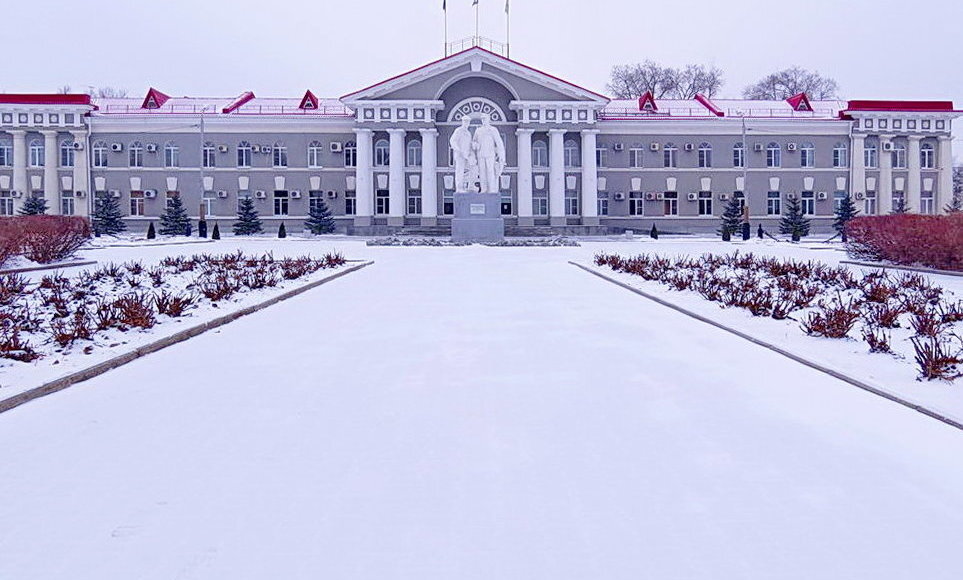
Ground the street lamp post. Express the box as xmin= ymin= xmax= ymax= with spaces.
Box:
xmin=740 ymin=113 xmax=752 ymax=240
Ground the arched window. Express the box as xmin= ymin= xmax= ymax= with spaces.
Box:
xmin=698 ymin=142 xmax=712 ymax=168
xmin=273 ymin=142 xmax=288 ymax=167
xmin=164 ymin=142 xmax=179 ymax=168
xmin=766 ymin=142 xmax=781 ymax=168
xmin=60 ymin=139 xmax=75 ymax=168
xmin=863 ymin=142 xmax=878 ymax=169
xmin=128 ymin=141 xmax=144 ymax=167
xmin=344 ymin=141 xmax=357 ymax=167
xmin=374 ymin=139 xmax=390 ymax=166
xmin=29 ymin=139 xmax=44 ymax=167
xmin=237 ymin=141 xmax=252 ymax=168
xmin=663 ymin=143 xmax=677 ymax=168
xmin=563 ymin=139 xmax=579 ymax=168
xmin=203 ymin=142 xmax=216 ymax=168
xmin=893 ymin=142 xmax=907 ymax=169
xmin=800 ymin=142 xmax=815 ymax=168
xmin=833 ymin=142 xmax=848 ymax=168
xmin=920 ymin=143 xmax=935 ymax=168
xmin=308 ymin=140 xmax=324 ymax=168
xmin=532 ymin=140 xmax=548 ymax=167
xmin=407 ymin=139 xmax=422 ymax=167
xmin=92 ymin=141 xmax=108 ymax=168
xmin=732 ymin=142 xmax=745 ymax=168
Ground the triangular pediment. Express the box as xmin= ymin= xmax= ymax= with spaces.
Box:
xmin=141 ymin=87 xmax=170 ymax=110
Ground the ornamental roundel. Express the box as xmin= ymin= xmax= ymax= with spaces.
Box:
xmin=448 ymin=97 xmax=505 ymax=123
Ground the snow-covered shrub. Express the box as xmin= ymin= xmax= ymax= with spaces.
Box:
xmin=153 ymin=290 xmax=196 ymax=317
xmin=800 ymin=296 xmax=862 ymax=338
xmin=16 ymin=216 xmax=91 ymax=264
xmin=911 ymin=335 xmax=962 ymax=381
xmin=846 ymin=214 xmax=963 ymax=272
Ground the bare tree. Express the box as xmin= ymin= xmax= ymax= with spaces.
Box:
xmin=674 ymin=64 xmax=724 ymax=99
xmin=56 ymin=85 xmax=72 ymax=94
xmin=608 ymin=61 xmax=724 ymax=99
xmin=85 ymin=86 xmax=130 ymax=98
xmin=742 ymin=66 xmax=839 ymax=100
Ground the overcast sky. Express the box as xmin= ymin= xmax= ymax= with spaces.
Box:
xmin=3 ymin=0 xmax=960 ymax=153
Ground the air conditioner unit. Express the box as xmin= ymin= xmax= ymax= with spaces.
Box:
xmin=11 ymin=190 xmax=22 ymax=198
xmin=613 ymin=143 xmax=624 ymax=151
xmin=687 ymin=192 xmax=698 ymax=201
xmin=144 ymin=189 xmax=157 ymax=198
xmin=75 ymin=190 xmax=86 ymax=198
xmin=718 ymin=192 xmax=730 ymax=200
xmin=111 ymin=143 xmax=123 ymax=152
xmin=290 ymin=190 xmax=301 ymax=199
xmin=109 ymin=189 xmax=121 ymax=198
xmin=261 ymin=146 xmax=272 ymax=154
xmin=217 ymin=190 xmax=229 ymax=198
xmin=684 ymin=143 xmax=694 ymax=151
xmin=882 ymin=142 xmax=894 ymax=152
xmin=787 ymin=143 xmax=798 ymax=151
xmin=753 ymin=143 xmax=764 ymax=152
xmin=855 ymin=192 xmax=865 ymax=200
xmin=254 ymin=190 xmax=266 ymax=199
xmin=656 ymin=193 xmax=665 ymax=201
xmin=251 ymin=145 xmax=261 ymax=153
xmin=72 ymin=142 xmax=84 ymax=150
xmin=613 ymin=192 xmax=626 ymax=201
xmin=218 ymin=145 xmax=229 ymax=153
xmin=330 ymin=142 xmax=344 ymax=153
xmin=817 ymin=191 xmax=828 ymax=200
xmin=650 ymin=142 xmax=660 ymax=151
xmin=645 ymin=192 xmax=656 ymax=201
xmin=145 ymin=143 xmax=157 ymax=153
xmin=326 ymin=190 xmax=338 ymax=199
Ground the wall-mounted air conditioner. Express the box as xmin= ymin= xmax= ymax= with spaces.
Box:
xmin=650 ymin=142 xmax=660 ymax=151
xmin=684 ymin=143 xmax=694 ymax=151
xmin=330 ymin=142 xmax=344 ymax=153
xmin=613 ymin=143 xmax=624 ymax=151
xmin=645 ymin=192 xmax=656 ymax=201
xmin=218 ymin=145 xmax=229 ymax=153
xmin=251 ymin=145 xmax=261 ymax=153
xmin=855 ymin=192 xmax=865 ymax=200
xmin=110 ymin=143 xmax=123 ymax=152
xmin=817 ymin=191 xmax=828 ymax=200
xmin=144 ymin=189 xmax=157 ymax=198
xmin=326 ymin=190 xmax=337 ymax=198
xmin=72 ymin=142 xmax=84 ymax=150
xmin=882 ymin=142 xmax=895 ymax=152
xmin=613 ymin=192 xmax=626 ymax=201
xmin=753 ymin=143 xmax=764 ymax=152
xmin=261 ymin=146 xmax=272 ymax=154
xmin=787 ymin=143 xmax=798 ymax=151
xmin=290 ymin=190 xmax=301 ymax=199
xmin=109 ymin=189 xmax=121 ymax=198
xmin=718 ymin=192 xmax=730 ymax=200
xmin=145 ymin=143 xmax=157 ymax=153
xmin=217 ymin=190 xmax=229 ymax=198
xmin=254 ymin=190 xmax=266 ymax=199
xmin=75 ymin=190 xmax=86 ymax=197
xmin=687 ymin=192 xmax=698 ymax=201
xmin=656 ymin=192 xmax=665 ymax=201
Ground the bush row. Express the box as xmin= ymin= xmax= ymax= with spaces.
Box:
xmin=0 ymin=216 xmax=92 ymax=268
xmin=845 ymin=214 xmax=963 ymax=272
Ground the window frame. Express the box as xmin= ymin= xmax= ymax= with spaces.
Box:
xmin=697 ymin=143 xmax=712 ymax=168
xmin=766 ymin=142 xmax=781 ymax=168
xmin=237 ymin=141 xmax=253 ymax=168
xmin=308 ymin=140 xmax=324 ymax=168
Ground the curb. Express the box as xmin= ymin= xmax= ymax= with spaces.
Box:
xmin=92 ymin=239 xmax=217 ymax=249
xmin=840 ymin=260 xmax=963 ymax=278
xmin=570 ymin=261 xmax=963 ymax=432
xmin=0 ymin=260 xmax=98 ymax=275
xmin=0 ymin=261 xmax=373 ymax=415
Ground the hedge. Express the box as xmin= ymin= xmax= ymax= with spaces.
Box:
xmin=845 ymin=214 xmax=963 ymax=272
xmin=0 ymin=216 xmax=92 ymax=268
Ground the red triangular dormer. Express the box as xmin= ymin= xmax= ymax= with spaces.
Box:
xmin=299 ymin=90 xmax=319 ymax=110
xmin=786 ymin=92 xmax=813 ymax=112
xmin=141 ymin=88 xmax=170 ymax=110
xmin=638 ymin=91 xmax=658 ymax=113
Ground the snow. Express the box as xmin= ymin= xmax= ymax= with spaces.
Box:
xmin=2 ymin=236 xmax=963 ymax=579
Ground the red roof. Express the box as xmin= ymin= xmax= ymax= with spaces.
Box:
xmin=694 ymin=94 xmax=724 ymax=117
xmin=222 ymin=91 xmax=256 ymax=113
xmin=0 ymin=94 xmax=92 ymax=105
xmin=637 ymin=91 xmax=658 ymax=112
xmin=786 ymin=93 xmax=813 ymax=112
xmin=845 ymin=100 xmax=957 ymax=112
xmin=299 ymin=90 xmax=319 ymax=110
xmin=141 ymin=88 xmax=171 ymax=110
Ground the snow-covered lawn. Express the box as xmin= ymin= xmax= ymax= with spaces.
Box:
xmin=2 ymin=236 xmax=963 ymax=579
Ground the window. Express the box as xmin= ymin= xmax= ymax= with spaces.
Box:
xmin=800 ymin=143 xmax=815 ymax=168
xmin=273 ymin=142 xmax=288 ymax=168
xmin=595 ymin=146 xmax=607 ymax=168
xmin=273 ymin=190 xmax=289 ymax=215
xmin=733 ymin=142 xmax=745 ymax=168
xmin=833 ymin=191 xmax=848 ymax=212
xmin=663 ymin=143 xmax=677 ymax=168
xmin=698 ymin=143 xmax=712 ymax=168
xmin=344 ymin=190 xmax=356 ymax=215
xmin=629 ymin=148 xmax=644 ymax=168
xmin=500 ymin=192 xmax=512 ymax=216
xmin=237 ymin=141 xmax=252 ymax=168
xmin=733 ymin=191 xmax=746 ymax=211
xmin=203 ymin=142 xmax=216 ymax=168
xmin=698 ymin=191 xmax=713 ymax=215
xmin=864 ymin=144 xmax=878 ymax=169
xmin=61 ymin=190 xmax=75 ymax=215
xmin=375 ymin=189 xmax=389 ymax=214
xmin=406 ymin=140 xmax=422 ymax=167
xmin=236 ymin=194 xmax=251 ymax=213
xmin=767 ymin=191 xmax=781 ymax=215
xmin=129 ymin=142 xmax=143 ymax=167
xmin=60 ymin=139 xmax=75 ymax=167
xmin=865 ymin=190 xmax=877 ymax=215
xmin=533 ymin=195 xmax=548 ymax=216
xmin=374 ymin=139 xmax=389 ymax=167
xmin=801 ymin=191 xmax=815 ymax=215
xmin=629 ymin=192 xmax=644 ymax=216
xmin=0 ymin=191 xmax=13 ymax=216
xmin=344 ymin=141 xmax=357 ymax=167
xmin=597 ymin=192 xmax=609 ymax=216
xmin=443 ymin=190 xmax=454 ymax=215
xmin=407 ymin=190 xmax=422 ymax=214
xmin=164 ymin=142 xmax=179 ymax=168
xmin=920 ymin=143 xmax=935 ymax=169
xmin=29 ymin=139 xmax=44 ymax=167
xmin=564 ymin=139 xmax=580 ymax=168
xmin=92 ymin=141 xmax=108 ymax=168
xmin=532 ymin=141 xmax=548 ymax=168
xmin=0 ymin=142 xmax=11 ymax=166
xmin=920 ymin=190 xmax=934 ymax=214
xmin=893 ymin=143 xmax=907 ymax=169
xmin=766 ymin=143 xmax=781 ymax=168
xmin=663 ymin=192 xmax=678 ymax=216
xmin=833 ymin=143 xmax=848 ymax=168
xmin=202 ymin=191 xmax=217 ymax=217
xmin=564 ymin=190 xmax=579 ymax=216
xmin=130 ymin=190 xmax=145 ymax=216
xmin=165 ymin=191 xmax=179 ymax=210
xmin=308 ymin=141 xmax=324 ymax=168
xmin=308 ymin=190 xmax=325 ymax=212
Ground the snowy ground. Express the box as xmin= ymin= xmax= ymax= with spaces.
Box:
xmin=2 ymin=236 xmax=963 ymax=579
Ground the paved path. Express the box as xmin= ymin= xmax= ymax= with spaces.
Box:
xmin=3 ymin=246 xmax=963 ymax=579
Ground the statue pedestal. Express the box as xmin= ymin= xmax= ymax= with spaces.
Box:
xmin=451 ymin=192 xmax=504 ymax=243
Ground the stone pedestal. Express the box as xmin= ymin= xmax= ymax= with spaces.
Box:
xmin=452 ymin=192 xmax=504 ymax=243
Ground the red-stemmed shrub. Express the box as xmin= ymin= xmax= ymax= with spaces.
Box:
xmin=5 ymin=216 xmax=92 ymax=264
xmin=911 ymin=335 xmax=962 ymax=381
xmin=846 ymin=214 xmax=963 ymax=272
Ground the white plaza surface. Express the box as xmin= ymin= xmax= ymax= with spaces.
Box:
xmin=3 ymin=238 xmax=963 ymax=579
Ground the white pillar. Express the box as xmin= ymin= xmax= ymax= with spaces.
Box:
xmin=580 ymin=129 xmax=599 ymax=225
xmin=548 ymin=128 xmax=566 ymax=226
xmin=938 ymin=135 xmax=953 ymax=214
xmin=387 ymin=128 xmax=406 ymax=226
xmin=878 ymin=135 xmax=893 ymax=215
xmin=907 ymin=136 xmax=922 ymax=215
xmin=419 ymin=128 xmax=438 ymax=225
xmin=11 ymin=130 xmax=27 ymax=211
xmin=42 ymin=131 xmax=59 ymax=210
xmin=353 ymin=128 xmax=373 ymax=226
xmin=71 ymin=130 xmax=90 ymax=216
xmin=515 ymin=128 xmax=533 ymax=226
xmin=850 ymin=134 xmax=866 ymax=212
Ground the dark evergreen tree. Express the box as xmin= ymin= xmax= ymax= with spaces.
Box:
xmin=718 ymin=197 xmax=743 ymax=240
xmin=146 ymin=222 xmax=156 ymax=240
xmin=891 ymin=197 xmax=910 ymax=214
xmin=649 ymin=224 xmax=658 ymax=239
xmin=233 ymin=197 xmax=263 ymax=236
xmin=278 ymin=222 xmax=287 ymax=238
xmin=91 ymin=195 xmax=127 ymax=236
xmin=779 ymin=195 xmax=811 ymax=242
xmin=18 ymin=194 xmax=48 ymax=215
xmin=159 ymin=195 xmax=191 ymax=236
xmin=211 ymin=222 xmax=221 ymax=240
xmin=832 ymin=195 xmax=860 ymax=242
xmin=304 ymin=198 xmax=337 ymax=234
xmin=757 ymin=223 xmax=764 ymax=239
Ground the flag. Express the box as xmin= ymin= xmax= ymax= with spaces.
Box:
xmin=505 ymin=0 xmax=509 ymax=14
xmin=442 ymin=0 xmax=446 ymax=9
xmin=472 ymin=0 xmax=479 ymax=5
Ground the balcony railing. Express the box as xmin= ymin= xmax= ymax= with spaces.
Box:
xmin=446 ymin=36 xmax=508 ymax=57
xmin=98 ymin=104 xmax=354 ymax=117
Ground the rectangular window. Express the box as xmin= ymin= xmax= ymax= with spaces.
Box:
xmin=920 ymin=190 xmax=934 ymax=214
xmin=629 ymin=192 xmax=644 ymax=216
xmin=767 ymin=191 xmax=781 ymax=215
xmin=597 ymin=193 xmax=609 ymax=216
xmin=273 ymin=190 xmax=289 ymax=216
xmin=833 ymin=191 xmax=847 ymax=212
xmin=698 ymin=191 xmax=713 ymax=215
xmin=375 ymin=189 xmax=389 ymax=215
xmin=237 ymin=147 xmax=252 ymax=168
xmin=443 ymin=191 xmax=454 ymax=215
xmin=60 ymin=191 xmax=75 ymax=215
xmin=236 ymin=195 xmax=251 ymax=213
xmin=0 ymin=192 xmax=14 ymax=215
xmin=0 ymin=145 xmax=12 ymax=167
xmin=595 ymin=147 xmax=607 ymax=168
xmin=61 ymin=146 xmax=75 ymax=168
xmin=733 ymin=191 xmax=746 ymax=211
xmin=500 ymin=193 xmax=512 ymax=216
xmin=129 ymin=148 xmax=143 ymax=168
xmin=833 ymin=147 xmax=848 ymax=168
xmin=93 ymin=147 xmax=108 ymax=168
xmin=309 ymin=190 xmax=325 ymax=212
xmin=30 ymin=145 xmax=44 ymax=167
xmin=663 ymin=148 xmax=677 ymax=168
xmin=767 ymin=147 xmax=781 ymax=168
xmin=629 ymin=148 xmax=644 ymax=168
xmin=564 ymin=191 xmax=579 ymax=216
xmin=165 ymin=146 xmax=179 ymax=168
xmin=800 ymin=148 xmax=815 ymax=168
xmin=663 ymin=192 xmax=678 ymax=216
xmin=344 ymin=147 xmax=357 ymax=168
xmin=344 ymin=190 xmax=356 ymax=215
xmin=733 ymin=146 xmax=745 ymax=168
xmin=698 ymin=149 xmax=712 ymax=168
xmin=533 ymin=196 xmax=548 ymax=216
xmin=864 ymin=147 xmax=878 ymax=169
xmin=201 ymin=191 xmax=217 ymax=217
xmin=203 ymin=148 xmax=216 ymax=168
xmin=407 ymin=190 xmax=422 ymax=215
xmin=130 ymin=191 xmax=145 ymax=216
xmin=801 ymin=191 xmax=815 ymax=215
xmin=273 ymin=146 xmax=288 ymax=168
xmin=921 ymin=148 xmax=935 ymax=169
xmin=864 ymin=191 xmax=877 ymax=215
xmin=165 ymin=191 xmax=179 ymax=210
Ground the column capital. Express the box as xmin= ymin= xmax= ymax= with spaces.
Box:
xmin=580 ymin=128 xmax=600 ymax=136
xmin=8 ymin=129 xmax=27 ymax=136
xmin=908 ymin=134 xmax=924 ymax=141
xmin=879 ymin=134 xmax=896 ymax=142
xmin=938 ymin=135 xmax=953 ymax=142
xmin=418 ymin=128 xmax=438 ymax=136
xmin=386 ymin=128 xmax=407 ymax=135
xmin=40 ymin=129 xmax=59 ymax=137
xmin=548 ymin=128 xmax=568 ymax=135
xmin=353 ymin=127 xmax=373 ymax=136
xmin=515 ymin=128 xmax=534 ymax=136
xmin=852 ymin=134 xmax=866 ymax=142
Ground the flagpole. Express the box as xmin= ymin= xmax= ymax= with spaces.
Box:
xmin=444 ymin=2 xmax=448 ymax=56
xmin=506 ymin=0 xmax=510 ymax=57
xmin=474 ymin=1 xmax=479 ymax=40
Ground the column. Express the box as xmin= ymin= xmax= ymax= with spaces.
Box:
xmin=938 ymin=136 xmax=953 ymax=214
xmin=907 ymin=135 xmax=922 ymax=215
xmin=548 ymin=128 xmax=566 ymax=226
xmin=878 ymin=135 xmax=893 ymax=214
xmin=418 ymin=128 xmax=438 ymax=225
xmin=387 ymin=128 xmax=406 ymax=226
xmin=42 ymin=131 xmax=58 ymax=208
xmin=515 ymin=128 xmax=534 ymax=226
xmin=850 ymin=134 xmax=866 ymax=211
xmin=353 ymin=128 xmax=373 ymax=226
xmin=71 ymin=130 xmax=91 ymax=216
xmin=11 ymin=130 xmax=27 ymax=212
xmin=580 ymin=129 xmax=599 ymax=225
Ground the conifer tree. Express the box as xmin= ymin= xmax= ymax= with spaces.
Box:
xmin=832 ymin=195 xmax=860 ymax=242
xmin=91 ymin=195 xmax=127 ymax=236
xmin=146 ymin=222 xmax=156 ymax=240
xmin=719 ymin=197 xmax=743 ymax=240
xmin=211 ymin=222 xmax=221 ymax=240
xmin=649 ymin=224 xmax=659 ymax=239
xmin=159 ymin=195 xmax=191 ymax=236
xmin=18 ymin=194 xmax=48 ymax=215
xmin=233 ymin=197 xmax=263 ymax=236
xmin=779 ymin=195 xmax=811 ymax=242
xmin=278 ymin=222 xmax=287 ymax=238
xmin=304 ymin=198 xmax=337 ymax=234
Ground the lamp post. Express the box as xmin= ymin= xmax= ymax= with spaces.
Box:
xmin=739 ymin=112 xmax=752 ymax=240
xmin=197 ymin=105 xmax=211 ymax=237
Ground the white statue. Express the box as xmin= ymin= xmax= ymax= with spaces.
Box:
xmin=449 ymin=116 xmax=475 ymax=193
xmin=472 ymin=115 xmax=506 ymax=193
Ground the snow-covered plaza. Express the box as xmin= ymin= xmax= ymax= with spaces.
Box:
xmin=3 ymin=237 xmax=963 ymax=579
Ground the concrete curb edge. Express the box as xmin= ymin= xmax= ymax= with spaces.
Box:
xmin=840 ymin=260 xmax=963 ymax=278
xmin=0 ymin=260 xmax=99 ymax=276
